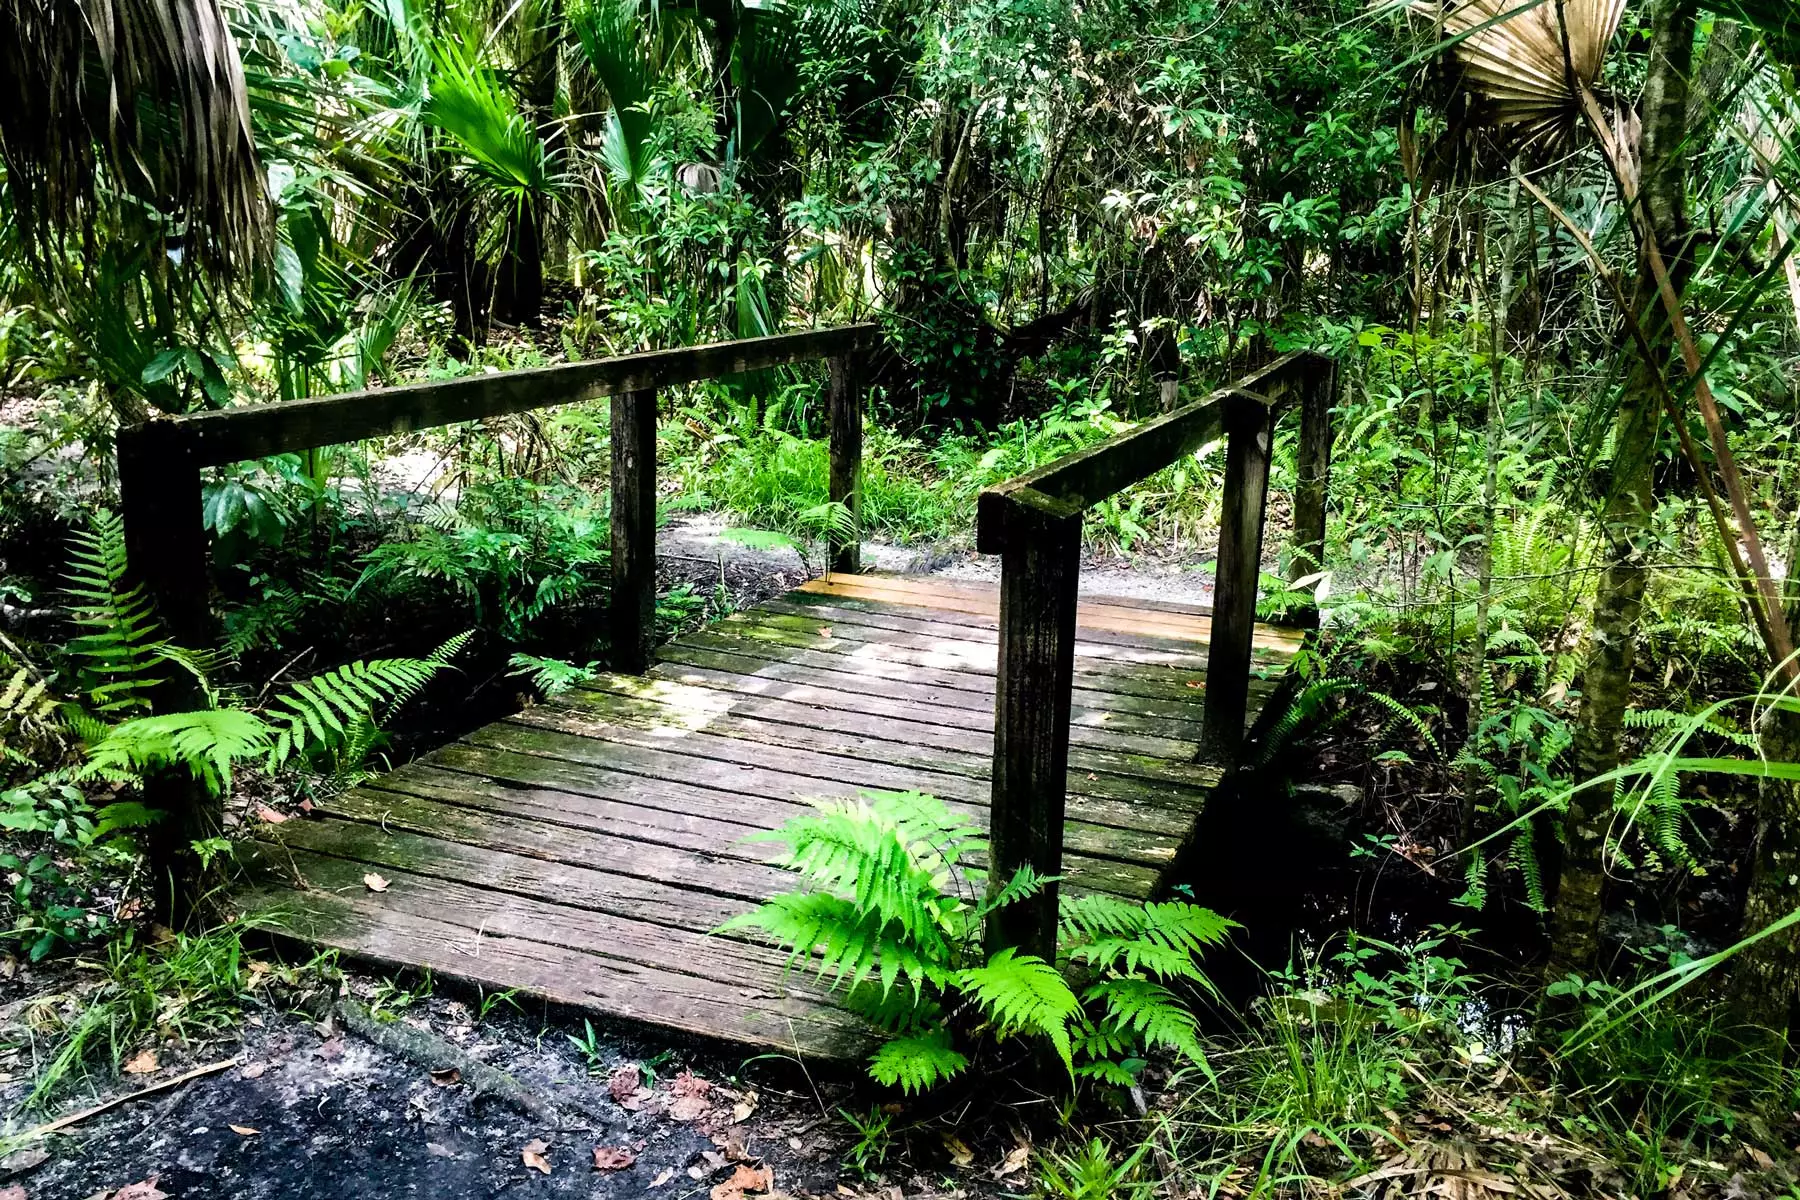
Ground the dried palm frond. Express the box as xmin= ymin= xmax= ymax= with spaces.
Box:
xmin=1412 ymin=0 xmax=1628 ymax=156
xmin=0 ymin=0 xmax=270 ymax=283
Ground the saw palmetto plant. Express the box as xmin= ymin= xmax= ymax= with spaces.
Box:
xmin=0 ymin=0 xmax=270 ymax=282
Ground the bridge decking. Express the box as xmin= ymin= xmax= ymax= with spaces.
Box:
xmin=233 ymin=571 xmax=1301 ymax=1062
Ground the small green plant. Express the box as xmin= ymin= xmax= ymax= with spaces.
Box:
xmin=719 ymin=789 xmax=1231 ymax=1094
xmin=25 ymin=923 xmax=260 ymax=1107
xmin=839 ymin=1105 xmax=893 ymax=1176
xmin=568 ymin=1018 xmax=607 ymax=1073
xmin=474 ymin=987 xmax=523 ymax=1022
xmin=508 ymin=653 xmax=600 ymax=697
xmin=370 ymin=969 xmax=434 ymax=1016
xmin=1036 ymin=1138 xmax=1153 ymax=1200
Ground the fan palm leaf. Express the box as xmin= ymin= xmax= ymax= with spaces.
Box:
xmin=0 ymin=0 xmax=270 ymax=281
xmin=1415 ymin=0 xmax=1628 ymax=154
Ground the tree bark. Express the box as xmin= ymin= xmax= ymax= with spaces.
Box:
xmin=1549 ymin=0 xmax=1696 ymax=976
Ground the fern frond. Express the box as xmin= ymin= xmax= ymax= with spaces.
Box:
xmin=867 ymin=1026 xmax=968 ymax=1094
xmin=63 ymin=513 xmax=167 ymax=714
xmin=959 ymin=948 xmax=1080 ymax=1074
xmin=80 ymin=709 xmax=273 ymax=794
xmin=1083 ymin=976 xmax=1208 ymax=1069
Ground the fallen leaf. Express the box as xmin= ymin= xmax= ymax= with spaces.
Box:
xmin=1747 ymin=1146 xmax=1777 ymax=1171
xmin=314 ymin=1037 xmax=344 ymax=1062
xmin=522 ymin=1139 xmax=552 ymax=1175
xmin=122 ymin=1049 xmax=159 ymax=1075
xmin=425 ymin=1143 xmax=458 ymax=1159
xmin=732 ymin=1090 xmax=758 ymax=1123
xmin=229 ymin=1125 xmax=260 ymax=1137
xmin=671 ymin=1070 xmax=711 ymax=1098
xmin=711 ymin=1162 xmax=774 ymax=1200
xmin=1186 ymin=680 xmax=1204 ymax=689
xmin=363 ymin=873 xmax=390 ymax=893
xmin=607 ymin=1064 xmax=641 ymax=1104
xmin=110 ymin=1183 xmax=170 ymax=1200
xmin=253 ymin=804 xmax=288 ymax=825
xmin=942 ymin=1132 xmax=974 ymax=1167
xmin=240 ymin=1063 xmax=267 ymax=1080
xmin=298 ymin=797 xmax=315 ymax=814
xmin=592 ymin=1146 xmax=636 ymax=1171
xmin=650 ymin=1167 xmax=677 ymax=1188
xmin=668 ymin=1095 xmax=710 ymax=1122
xmin=996 ymin=1144 xmax=1030 ymax=1178
xmin=818 ymin=626 xmax=833 ymax=638
xmin=429 ymin=1067 xmax=461 ymax=1088
xmin=0 ymin=1147 xmax=48 ymax=1175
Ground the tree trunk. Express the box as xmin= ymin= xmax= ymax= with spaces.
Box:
xmin=1549 ymin=0 xmax=1697 ymax=976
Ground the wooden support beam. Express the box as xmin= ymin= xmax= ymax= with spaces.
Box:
xmin=116 ymin=419 xmax=216 ymax=925
xmin=176 ymin=325 xmax=880 ymax=467
xmin=1287 ymin=358 xmax=1337 ymax=630
xmin=986 ymin=489 xmax=1083 ymax=962
xmin=610 ymin=389 xmax=658 ymax=674
xmin=1202 ymin=394 xmax=1274 ymax=764
xmin=827 ymin=355 xmax=863 ymax=575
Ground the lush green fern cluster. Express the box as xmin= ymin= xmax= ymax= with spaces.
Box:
xmin=721 ymin=789 xmax=1232 ymax=1095
xmin=355 ymin=479 xmax=610 ymax=640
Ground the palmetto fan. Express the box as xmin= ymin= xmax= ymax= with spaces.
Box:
xmin=1415 ymin=0 xmax=1629 ymax=156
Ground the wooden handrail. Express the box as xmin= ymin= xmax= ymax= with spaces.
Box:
xmin=977 ymin=350 xmax=1336 ymax=960
xmin=116 ymin=324 xmax=878 ymax=921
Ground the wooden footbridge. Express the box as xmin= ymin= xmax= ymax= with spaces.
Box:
xmin=118 ymin=326 xmax=1334 ymax=1062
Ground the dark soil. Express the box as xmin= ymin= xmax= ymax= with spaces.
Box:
xmin=4 ymin=968 xmax=1017 ymax=1200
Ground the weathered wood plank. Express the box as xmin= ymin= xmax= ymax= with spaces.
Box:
xmin=178 ymin=325 xmax=881 ymax=466
xmin=627 ymin=658 xmax=1205 ymax=751
xmin=987 ymin=495 xmax=1082 ymax=960
xmin=827 ymin=355 xmax=862 ymax=574
xmin=235 ymin=850 xmax=874 ymax=1059
xmin=525 ymin=686 xmax=1218 ymax=796
xmin=975 ymin=353 xmax=1313 ymax=553
xmin=1287 ymin=356 xmax=1337 ymax=630
xmin=801 ymin=570 xmax=1218 ymax=619
xmin=1203 ymin=394 xmax=1275 ymax=762
xmin=610 ymin=387 xmax=658 ymax=673
xmin=655 ymin=636 xmax=1278 ymax=723
xmin=457 ymin=720 xmax=1202 ymax=833
xmin=570 ymin=673 xmax=1203 ymax=778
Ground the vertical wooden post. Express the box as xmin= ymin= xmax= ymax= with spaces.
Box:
xmin=1287 ymin=357 xmax=1337 ymax=630
xmin=610 ymin=388 xmax=658 ymax=674
xmin=1202 ymin=394 xmax=1274 ymax=764
xmin=827 ymin=355 xmax=863 ymax=575
xmin=986 ymin=492 xmax=1082 ymax=962
xmin=117 ymin=419 xmax=214 ymax=925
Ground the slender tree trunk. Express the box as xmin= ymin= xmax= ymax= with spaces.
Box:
xmin=1549 ymin=0 xmax=1697 ymax=976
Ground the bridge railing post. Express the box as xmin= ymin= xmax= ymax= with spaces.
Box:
xmin=985 ymin=490 xmax=1082 ymax=962
xmin=610 ymin=387 xmax=658 ymax=673
xmin=1201 ymin=392 xmax=1274 ymax=764
xmin=1287 ymin=357 xmax=1337 ymax=631
xmin=827 ymin=355 xmax=863 ymax=574
xmin=117 ymin=419 xmax=216 ymax=925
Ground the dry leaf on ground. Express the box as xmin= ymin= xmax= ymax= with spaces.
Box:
xmin=362 ymin=873 xmax=390 ymax=893
xmin=995 ymin=1143 xmax=1030 ymax=1178
xmin=608 ymin=1064 xmax=641 ymax=1103
xmin=711 ymin=1162 xmax=774 ymax=1200
xmin=240 ymin=1062 xmax=267 ymax=1080
xmin=651 ymin=1167 xmax=677 ymax=1187
xmin=671 ymin=1070 xmax=711 ymax=1098
xmin=229 ymin=1125 xmax=260 ymax=1137
xmin=522 ymin=1139 xmax=552 ymax=1174
xmin=593 ymin=1145 xmax=636 ymax=1170
xmin=122 ymin=1048 xmax=159 ymax=1075
xmin=110 ymin=1186 xmax=171 ymax=1200
xmin=669 ymin=1095 xmax=710 ymax=1121
xmin=942 ymin=1132 xmax=974 ymax=1167
xmin=253 ymin=804 xmax=288 ymax=824
xmin=429 ymin=1067 xmax=461 ymax=1087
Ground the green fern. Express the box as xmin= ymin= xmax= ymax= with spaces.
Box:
xmin=721 ymin=789 xmax=1225 ymax=1095
xmin=62 ymin=513 xmax=167 ymax=714
xmin=959 ymin=948 xmax=1080 ymax=1074
xmin=265 ymin=633 xmax=470 ymax=771
xmin=868 ymin=1027 xmax=969 ymax=1094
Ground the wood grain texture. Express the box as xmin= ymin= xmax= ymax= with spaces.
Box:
xmin=176 ymin=325 xmax=880 ymax=466
xmin=233 ymin=571 xmax=1299 ymax=1062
